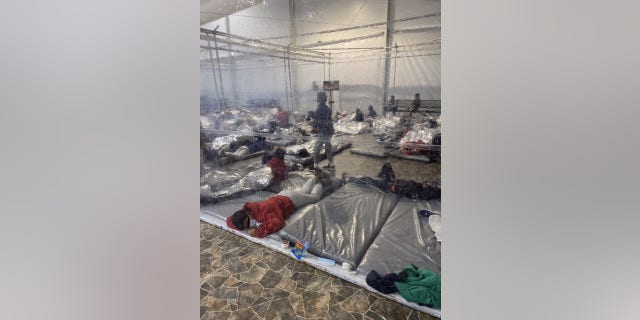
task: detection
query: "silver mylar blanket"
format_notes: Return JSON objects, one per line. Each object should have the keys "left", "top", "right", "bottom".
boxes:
{"left": 200, "top": 166, "right": 273, "bottom": 203}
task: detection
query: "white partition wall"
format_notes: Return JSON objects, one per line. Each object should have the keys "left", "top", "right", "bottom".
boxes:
{"left": 200, "top": 0, "right": 440, "bottom": 114}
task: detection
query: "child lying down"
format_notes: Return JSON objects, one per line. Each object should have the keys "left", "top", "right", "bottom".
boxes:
{"left": 226, "top": 175, "right": 323, "bottom": 238}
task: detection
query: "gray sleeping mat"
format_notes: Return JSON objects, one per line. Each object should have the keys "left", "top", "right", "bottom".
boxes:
{"left": 358, "top": 197, "right": 441, "bottom": 275}
{"left": 279, "top": 182, "right": 400, "bottom": 267}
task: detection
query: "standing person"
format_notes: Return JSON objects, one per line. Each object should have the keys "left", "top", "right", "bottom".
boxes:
{"left": 386, "top": 95, "right": 398, "bottom": 116}
{"left": 312, "top": 92, "right": 335, "bottom": 169}
{"left": 226, "top": 176, "right": 324, "bottom": 237}
{"left": 409, "top": 93, "right": 421, "bottom": 115}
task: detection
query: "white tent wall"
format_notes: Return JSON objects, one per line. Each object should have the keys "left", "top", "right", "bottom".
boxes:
{"left": 388, "top": 31, "right": 441, "bottom": 101}
{"left": 201, "top": 60, "right": 292, "bottom": 108}
{"left": 200, "top": 0, "right": 440, "bottom": 114}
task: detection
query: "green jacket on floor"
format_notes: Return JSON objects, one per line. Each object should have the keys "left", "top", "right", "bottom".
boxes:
{"left": 394, "top": 264, "right": 441, "bottom": 308}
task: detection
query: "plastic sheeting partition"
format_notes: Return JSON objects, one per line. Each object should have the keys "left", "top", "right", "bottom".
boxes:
{"left": 201, "top": 0, "right": 440, "bottom": 113}
{"left": 279, "top": 182, "right": 400, "bottom": 267}
{"left": 358, "top": 197, "right": 441, "bottom": 276}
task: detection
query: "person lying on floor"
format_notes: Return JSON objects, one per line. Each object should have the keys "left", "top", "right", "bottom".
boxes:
{"left": 348, "top": 162, "right": 441, "bottom": 201}
{"left": 226, "top": 175, "right": 323, "bottom": 238}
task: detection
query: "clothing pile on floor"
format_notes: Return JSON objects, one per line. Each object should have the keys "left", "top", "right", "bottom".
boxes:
{"left": 366, "top": 264, "right": 441, "bottom": 308}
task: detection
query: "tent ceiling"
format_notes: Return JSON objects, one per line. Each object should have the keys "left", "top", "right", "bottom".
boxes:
{"left": 200, "top": 0, "right": 265, "bottom": 26}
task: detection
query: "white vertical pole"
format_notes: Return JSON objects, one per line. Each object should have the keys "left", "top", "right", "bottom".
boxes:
{"left": 206, "top": 38, "right": 221, "bottom": 112}
{"left": 382, "top": 0, "right": 395, "bottom": 111}
{"left": 212, "top": 33, "right": 226, "bottom": 110}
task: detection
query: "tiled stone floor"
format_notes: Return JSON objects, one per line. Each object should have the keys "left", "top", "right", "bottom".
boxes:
{"left": 201, "top": 222, "right": 437, "bottom": 320}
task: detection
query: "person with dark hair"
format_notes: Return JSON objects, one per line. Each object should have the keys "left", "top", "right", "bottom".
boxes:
{"left": 408, "top": 93, "right": 421, "bottom": 115}
{"left": 226, "top": 176, "right": 323, "bottom": 237}
{"left": 305, "top": 110, "right": 316, "bottom": 122}
{"left": 266, "top": 147, "right": 288, "bottom": 183}
{"left": 312, "top": 92, "right": 335, "bottom": 169}
{"left": 377, "top": 162, "right": 396, "bottom": 182}
{"left": 386, "top": 95, "right": 398, "bottom": 116}
{"left": 368, "top": 105, "right": 377, "bottom": 118}
{"left": 354, "top": 108, "right": 365, "bottom": 122}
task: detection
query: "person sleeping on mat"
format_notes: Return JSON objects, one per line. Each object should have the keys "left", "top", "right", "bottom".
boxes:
{"left": 226, "top": 175, "right": 324, "bottom": 238}
{"left": 347, "top": 162, "right": 441, "bottom": 201}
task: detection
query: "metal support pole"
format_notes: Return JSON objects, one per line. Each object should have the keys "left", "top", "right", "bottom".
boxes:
{"left": 393, "top": 43, "right": 398, "bottom": 96}
{"left": 283, "top": 53, "right": 290, "bottom": 111}
{"left": 287, "top": 50, "right": 294, "bottom": 112}
{"left": 328, "top": 53, "right": 331, "bottom": 81}
{"left": 323, "top": 57, "right": 326, "bottom": 82}
{"left": 206, "top": 39, "right": 221, "bottom": 112}
{"left": 225, "top": 16, "right": 239, "bottom": 107}
{"left": 328, "top": 53, "right": 333, "bottom": 112}
{"left": 212, "top": 32, "right": 226, "bottom": 110}
{"left": 382, "top": 0, "right": 395, "bottom": 109}
{"left": 288, "top": 0, "right": 298, "bottom": 111}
